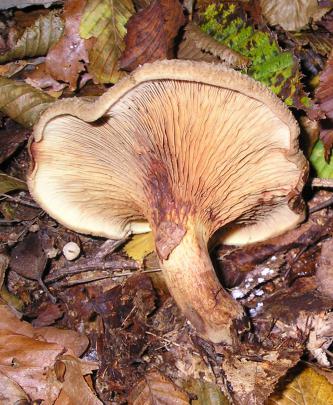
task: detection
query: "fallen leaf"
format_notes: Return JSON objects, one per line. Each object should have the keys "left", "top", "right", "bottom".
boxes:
{"left": 46, "top": 0, "right": 89, "bottom": 91}
{"left": 0, "top": 76, "right": 54, "bottom": 127}
{"left": 128, "top": 370, "right": 190, "bottom": 405}
{"left": 0, "top": 304, "right": 93, "bottom": 402}
{"left": 54, "top": 356, "right": 102, "bottom": 405}
{"left": 178, "top": 22, "right": 249, "bottom": 68}
{"left": 316, "top": 49, "right": 333, "bottom": 120}
{"left": 267, "top": 367, "right": 333, "bottom": 404}
{"left": 123, "top": 233, "right": 154, "bottom": 263}
{"left": 182, "top": 379, "right": 229, "bottom": 405}
{"left": 80, "top": 0, "right": 134, "bottom": 83}
{"left": 0, "top": 370, "right": 29, "bottom": 404}
{"left": 120, "top": 0, "right": 185, "bottom": 71}
{"left": 10, "top": 232, "right": 47, "bottom": 282}
{"left": 259, "top": 0, "right": 331, "bottom": 31}
{"left": 0, "top": 254, "right": 9, "bottom": 290}
{"left": 25, "top": 62, "right": 67, "bottom": 93}
{"left": 0, "top": 172, "right": 27, "bottom": 194}
{"left": 0, "top": 60, "right": 29, "bottom": 77}
{"left": 316, "top": 238, "right": 333, "bottom": 298}
{"left": 310, "top": 140, "right": 333, "bottom": 178}
{"left": 0, "top": 10, "right": 64, "bottom": 64}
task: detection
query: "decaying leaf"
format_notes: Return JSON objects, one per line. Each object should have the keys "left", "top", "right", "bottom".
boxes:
{"left": 0, "top": 172, "right": 27, "bottom": 194}
{"left": 267, "top": 367, "right": 333, "bottom": 404}
{"left": 0, "top": 10, "right": 63, "bottom": 64}
{"left": 0, "top": 304, "right": 94, "bottom": 402}
{"left": 0, "top": 254, "right": 9, "bottom": 290}
{"left": 316, "top": 49, "right": 333, "bottom": 120}
{"left": 310, "top": 140, "right": 333, "bottom": 178}
{"left": 128, "top": 370, "right": 190, "bottom": 405}
{"left": 46, "top": 0, "right": 88, "bottom": 91}
{"left": 260, "top": 0, "right": 331, "bottom": 31}
{"left": 200, "top": 3, "right": 310, "bottom": 109}
{"left": 120, "top": 0, "right": 185, "bottom": 71}
{"left": 178, "top": 22, "right": 249, "bottom": 68}
{"left": 182, "top": 379, "right": 229, "bottom": 405}
{"left": 123, "top": 233, "right": 154, "bottom": 263}
{"left": 80, "top": 0, "right": 134, "bottom": 83}
{"left": 0, "top": 76, "right": 54, "bottom": 127}
{"left": 0, "top": 370, "right": 29, "bottom": 404}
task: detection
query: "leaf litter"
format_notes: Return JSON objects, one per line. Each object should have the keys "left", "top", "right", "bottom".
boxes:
{"left": 1, "top": 1, "right": 333, "bottom": 404}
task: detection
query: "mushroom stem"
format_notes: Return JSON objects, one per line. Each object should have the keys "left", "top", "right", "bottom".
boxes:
{"left": 155, "top": 221, "right": 246, "bottom": 344}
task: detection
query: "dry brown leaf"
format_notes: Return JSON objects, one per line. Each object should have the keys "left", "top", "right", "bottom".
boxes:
{"left": 178, "top": 22, "right": 250, "bottom": 68}
{"left": 54, "top": 356, "right": 102, "bottom": 405}
{"left": 128, "top": 370, "right": 190, "bottom": 405}
{"left": 0, "top": 370, "right": 29, "bottom": 404}
{"left": 0, "top": 10, "right": 63, "bottom": 64}
{"left": 267, "top": 367, "right": 333, "bottom": 404}
{"left": 120, "top": 0, "right": 185, "bottom": 71}
{"left": 25, "top": 62, "right": 67, "bottom": 93}
{"left": 46, "top": 0, "right": 89, "bottom": 91}
{"left": 260, "top": 0, "right": 331, "bottom": 31}
{"left": 0, "top": 304, "right": 93, "bottom": 402}
{"left": 316, "top": 238, "right": 333, "bottom": 298}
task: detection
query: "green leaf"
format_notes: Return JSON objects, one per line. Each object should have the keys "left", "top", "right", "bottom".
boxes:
{"left": 310, "top": 140, "right": 333, "bottom": 178}
{"left": 200, "top": 3, "right": 310, "bottom": 109}
{"left": 80, "top": 0, "right": 134, "bottom": 84}
{"left": 0, "top": 11, "right": 64, "bottom": 64}
{"left": 0, "top": 76, "right": 54, "bottom": 128}
{"left": 0, "top": 173, "right": 27, "bottom": 194}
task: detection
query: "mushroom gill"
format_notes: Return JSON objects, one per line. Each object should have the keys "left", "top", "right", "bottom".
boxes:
{"left": 28, "top": 60, "right": 307, "bottom": 344}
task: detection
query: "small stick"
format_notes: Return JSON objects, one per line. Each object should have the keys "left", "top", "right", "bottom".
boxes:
{"left": 0, "top": 193, "right": 40, "bottom": 209}
{"left": 96, "top": 234, "right": 130, "bottom": 259}
{"left": 45, "top": 258, "right": 140, "bottom": 283}
{"left": 312, "top": 178, "right": 333, "bottom": 188}
{"left": 309, "top": 195, "right": 333, "bottom": 214}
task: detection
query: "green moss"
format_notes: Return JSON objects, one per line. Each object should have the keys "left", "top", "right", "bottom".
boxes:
{"left": 200, "top": 3, "right": 309, "bottom": 109}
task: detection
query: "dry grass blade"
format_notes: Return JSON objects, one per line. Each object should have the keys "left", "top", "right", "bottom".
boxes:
{"left": 178, "top": 22, "right": 250, "bottom": 68}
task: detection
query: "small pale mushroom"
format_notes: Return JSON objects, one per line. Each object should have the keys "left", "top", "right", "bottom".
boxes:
{"left": 27, "top": 60, "right": 307, "bottom": 344}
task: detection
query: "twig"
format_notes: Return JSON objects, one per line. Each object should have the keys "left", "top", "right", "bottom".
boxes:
{"left": 145, "top": 331, "right": 201, "bottom": 356}
{"left": 309, "top": 196, "right": 333, "bottom": 214}
{"left": 0, "top": 193, "right": 40, "bottom": 209}
{"left": 312, "top": 178, "right": 333, "bottom": 188}
{"left": 96, "top": 234, "right": 130, "bottom": 259}
{"left": 45, "top": 258, "right": 140, "bottom": 283}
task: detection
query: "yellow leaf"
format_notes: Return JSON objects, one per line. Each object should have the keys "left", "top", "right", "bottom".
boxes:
{"left": 267, "top": 367, "right": 333, "bottom": 405}
{"left": 123, "top": 233, "right": 154, "bottom": 263}
{"left": 80, "top": 0, "right": 134, "bottom": 84}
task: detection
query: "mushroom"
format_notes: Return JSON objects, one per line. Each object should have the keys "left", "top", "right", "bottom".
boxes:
{"left": 27, "top": 60, "right": 307, "bottom": 344}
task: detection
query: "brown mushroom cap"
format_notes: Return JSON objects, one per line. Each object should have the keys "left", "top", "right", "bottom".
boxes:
{"left": 28, "top": 60, "right": 307, "bottom": 343}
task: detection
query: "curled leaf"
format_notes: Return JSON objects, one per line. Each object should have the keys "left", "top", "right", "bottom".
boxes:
{"left": 0, "top": 11, "right": 64, "bottom": 64}
{"left": 260, "top": 0, "right": 331, "bottom": 31}
{"left": 0, "top": 172, "right": 27, "bottom": 194}
{"left": 178, "top": 22, "right": 249, "bottom": 68}
{"left": 0, "top": 76, "right": 54, "bottom": 127}
{"left": 120, "top": 0, "right": 185, "bottom": 72}
{"left": 80, "top": 0, "right": 134, "bottom": 83}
